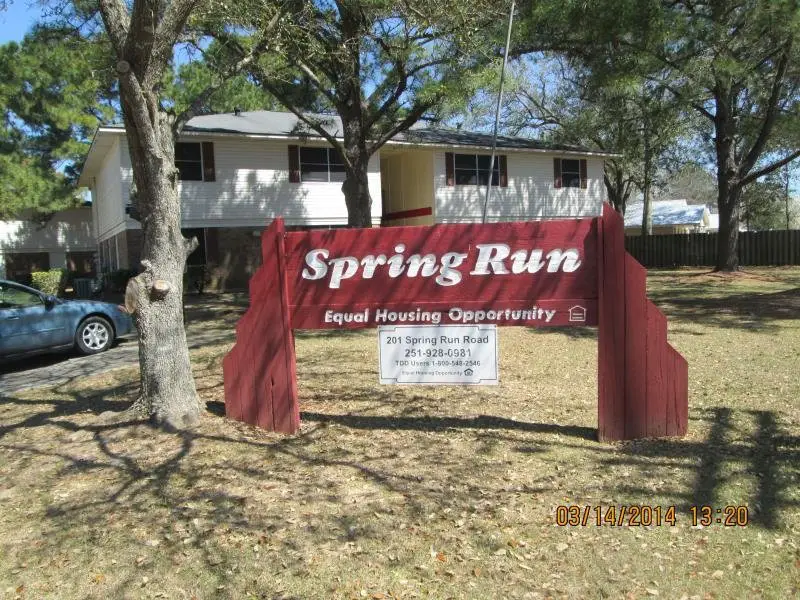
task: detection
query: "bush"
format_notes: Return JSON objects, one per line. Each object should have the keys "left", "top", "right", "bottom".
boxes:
{"left": 30, "top": 269, "right": 67, "bottom": 296}
{"left": 106, "top": 269, "right": 138, "bottom": 293}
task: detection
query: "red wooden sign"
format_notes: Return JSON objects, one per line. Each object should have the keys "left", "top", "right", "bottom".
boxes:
{"left": 288, "top": 218, "right": 598, "bottom": 329}
{"left": 223, "top": 205, "right": 688, "bottom": 441}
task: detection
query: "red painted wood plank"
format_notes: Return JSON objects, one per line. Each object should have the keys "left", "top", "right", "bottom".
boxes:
{"left": 290, "top": 299, "right": 599, "bottom": 329}
{"left": 667, "top": 345, "right": 689, "bottom": 436}
{"left": 598, "top": 204, "right": 626, "bottom": 441}
{"left": 645, "top": 301, "right": 668, "bottom": 437}
{"left": 624, "top": 254, "right": 648, "bottom": 439}
{"left": 223, "top": 218, "right": 296, "bottom": 432}
{"left": 382, "top": 207, "right": 433, "bottom": 222}
{"left": 248, "top": 290, "right": 277, "bottom": 431}
{"left": 271, "top": 218, "right": 300, "bottom": 434}
{"left": 285, "top": 219, "right": 599, "bottom": 315}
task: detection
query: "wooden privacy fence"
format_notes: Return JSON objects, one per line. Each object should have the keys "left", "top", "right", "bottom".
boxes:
{"left": 625, "top": 230, "right": 800, "bottom": 268}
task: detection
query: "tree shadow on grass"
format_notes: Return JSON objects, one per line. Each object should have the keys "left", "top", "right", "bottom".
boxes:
{"left": 300, "top": 410, "right": 598, "bottom": 440}
{"left": 648, "top": 287, "right": 800, "bottom": 332}
{"left": 609, "top": 406, "right": 799, "bottom": 527}
{"left": 0, "top": 384, "right": 797, "bottom": 597}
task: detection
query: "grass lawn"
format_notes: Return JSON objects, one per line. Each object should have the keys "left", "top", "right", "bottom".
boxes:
{"left": 1, "top": 268, "right": 799, "bottom": 600}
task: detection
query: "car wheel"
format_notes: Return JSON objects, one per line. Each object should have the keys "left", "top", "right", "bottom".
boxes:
{"left": 75, "top": 316, "right": 113, "bottom": 355}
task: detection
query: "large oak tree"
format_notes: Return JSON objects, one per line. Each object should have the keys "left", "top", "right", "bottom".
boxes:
{"left": 94, "top": 0, "right": 273, "bottom": 427}
{"left": 516, "top": 0, "right": 800, "bottom": 270}
{"left": 213, "top": 0, "right": 504, "bottom": 227}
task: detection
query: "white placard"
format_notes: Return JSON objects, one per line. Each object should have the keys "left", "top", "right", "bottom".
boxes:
{"left": 378, "top": 324, "right": 498, "bottom": 385}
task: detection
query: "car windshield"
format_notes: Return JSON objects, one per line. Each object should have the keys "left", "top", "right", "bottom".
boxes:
{"left": 0, "top": 284, "right": 42, "bottom": 309}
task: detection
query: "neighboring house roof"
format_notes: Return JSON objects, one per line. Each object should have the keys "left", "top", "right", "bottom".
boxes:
{"left": 78, "top": 110, "right": 616, "bottom": 186}
{"left": 624, "top": 200, "right": 710, "bottom": 229}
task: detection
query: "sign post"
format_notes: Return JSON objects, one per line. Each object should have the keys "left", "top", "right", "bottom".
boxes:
{"left": 223, "top": 205, "right": 688, "bottom": 441}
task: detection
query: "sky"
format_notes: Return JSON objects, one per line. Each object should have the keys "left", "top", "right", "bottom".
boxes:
{"left": 0, "top": 1, "right": 43, "bottom": 44}
{"left": 1, "top": 0, "right": 797, "bottom": 196}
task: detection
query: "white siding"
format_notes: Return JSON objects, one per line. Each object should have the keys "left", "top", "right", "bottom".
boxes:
{"left": 118, "top": 137, "right": 382, "bottom": 228}
{"left": 94, "top": 137, "right": 126, "bottom": 241}
{"left": 434, "top": 152, "right": 605, "bottom": 223}
{"left": 0, "top": 208, "right": 95, "bottom": 252}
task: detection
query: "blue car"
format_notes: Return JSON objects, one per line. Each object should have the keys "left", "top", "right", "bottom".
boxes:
{"left": 0, "top": 279, "right": 133, "bottom": 358}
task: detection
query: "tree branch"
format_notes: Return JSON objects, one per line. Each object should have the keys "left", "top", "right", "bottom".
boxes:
{"left": 173, "top": 33, "right": 274, "bottom": 134}
{"left": 293, "top": 59, "right": 339, "bottom": 107}
{"left": 96, "top": 0, "right": 129, "bottom": 55}
{"left": 740, "top": 42, "right": 793, "bottom": 176}
{"left": 741, "top": 150, "right": 800, "bottom": 186}
{"left": 250, "top": 62, "right": 347, "bottom": 162}
{"left": 370, "top": 98, "right": 435, "bottom": 152}
{"left": 645, "top": 75, "right": 714, "bottom": 121}
{"left": 149, "top": 0, "right": 203, "bottom": 87}
{"left": 116, "top": 65, "right": 159, "bottom": 155}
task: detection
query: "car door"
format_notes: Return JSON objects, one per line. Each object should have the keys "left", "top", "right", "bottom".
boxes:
{"left": 0, "top": 283, "right": 67, "bottom": 354}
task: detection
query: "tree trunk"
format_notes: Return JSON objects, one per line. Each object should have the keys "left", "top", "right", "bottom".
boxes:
{"left": 713, "top": 88, "right": 741, "bottom": 272}
{"left": 604, "top": 163, "right": 628, "bottom": 215}
{"left": 715, "top": 176, "right": 742, "bottom": 272}
{"left": 120, "top": 92, "right": 201, "bottom": 428}
{"left": 641, "top": 134, "right": 653, "bottom": 237}
{"left": 785, "top": 162, "right": 791, "bottom": 230}
{"left": 341, "top": 158, "right": 373, "bottom": 227}
{"left": 338, "top": 77, "right": 373, "bottom": 228}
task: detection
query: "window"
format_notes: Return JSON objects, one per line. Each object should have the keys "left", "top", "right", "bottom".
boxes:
{"left": 560, "top": 159, "right": 581, "bottom": 188}
{"left": 454, "top": 154, "right": 500, "bottom": 185}
{"left": 553, "top": 158, "right": 587, "bottom": 189}
{"left": 298, "top": 147, "right": 345, "bottom": 183}
{"left": 176, "top": 143, "right": 203, "bottom": 181}
{"left": 445, "top": 153, "right": 507, "bottom": 187}
{"left": 175, "top": 142, "right": 216, "bottom": 181}
{"left": 0, "top": 283, "right": 42, "bottom": 309}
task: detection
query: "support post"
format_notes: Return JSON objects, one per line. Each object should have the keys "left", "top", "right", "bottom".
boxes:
{"left": 222, "top": 218, "right": 299, "bottom": 433}
{"left": 597, "top": 204, "right": 688, "bottom": 440}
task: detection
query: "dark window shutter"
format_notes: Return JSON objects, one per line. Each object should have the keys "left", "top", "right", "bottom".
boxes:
{"left": 499, "top": 155, "right": 508, "bottom": 187}
{"left": 288, "top": 145, "right": 300, "bottom": 183}
{"left": 580, "top": 159, "right": 588, "bottom": 189}
{"left": 553, "top": 158, "right": 562, "bottom": 189}
{"left": 201, "top": 142, "right": 215, "bottom": 182}
{"left": 445, "top": 152, "right": 455, "bottom": 186}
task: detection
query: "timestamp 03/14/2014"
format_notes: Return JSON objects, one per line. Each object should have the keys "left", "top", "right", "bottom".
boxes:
{"left": 555, "top": 505, "right": 750, "bottom": 527}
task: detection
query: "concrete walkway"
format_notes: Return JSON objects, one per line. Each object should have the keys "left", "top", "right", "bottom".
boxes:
{"left": 0, "top": 328, "right": 234, "bottom": 394}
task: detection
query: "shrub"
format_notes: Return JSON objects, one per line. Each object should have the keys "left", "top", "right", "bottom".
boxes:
{"left": 30, "top": 269, "right": 67, "bottom": 296}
